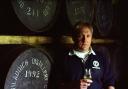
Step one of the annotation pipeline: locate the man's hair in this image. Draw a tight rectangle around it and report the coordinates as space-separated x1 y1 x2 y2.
72 21 93 40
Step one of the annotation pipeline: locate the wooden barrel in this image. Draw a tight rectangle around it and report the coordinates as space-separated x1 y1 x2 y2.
66 0 95 26
11 0 60 32
3 45 53 89
95 0 113 36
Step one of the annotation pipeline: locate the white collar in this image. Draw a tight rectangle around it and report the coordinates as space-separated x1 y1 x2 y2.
68 47 96 56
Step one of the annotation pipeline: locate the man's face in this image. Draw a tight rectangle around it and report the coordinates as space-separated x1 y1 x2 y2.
74 27 92 52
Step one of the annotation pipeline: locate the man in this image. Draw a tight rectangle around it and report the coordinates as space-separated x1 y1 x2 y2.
58 21 115 89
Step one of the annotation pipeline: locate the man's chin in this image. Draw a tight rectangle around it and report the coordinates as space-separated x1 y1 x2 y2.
79 48 89 52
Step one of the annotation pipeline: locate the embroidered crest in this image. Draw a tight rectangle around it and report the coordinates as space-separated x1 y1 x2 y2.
92 60 100 69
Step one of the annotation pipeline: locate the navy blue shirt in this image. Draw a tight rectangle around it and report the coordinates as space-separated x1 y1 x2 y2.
60 50 115 89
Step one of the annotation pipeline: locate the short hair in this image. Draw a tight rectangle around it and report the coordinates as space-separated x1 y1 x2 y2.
72 21 93 40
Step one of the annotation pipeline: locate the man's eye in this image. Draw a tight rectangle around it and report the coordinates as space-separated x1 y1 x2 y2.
87 34 90 37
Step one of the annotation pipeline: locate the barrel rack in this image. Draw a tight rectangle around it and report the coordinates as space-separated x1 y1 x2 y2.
0 35 118 45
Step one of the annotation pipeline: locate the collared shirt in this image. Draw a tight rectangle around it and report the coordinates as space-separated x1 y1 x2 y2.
68 47 96 63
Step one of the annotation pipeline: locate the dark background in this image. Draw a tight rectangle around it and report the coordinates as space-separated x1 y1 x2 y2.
0 0 127 89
